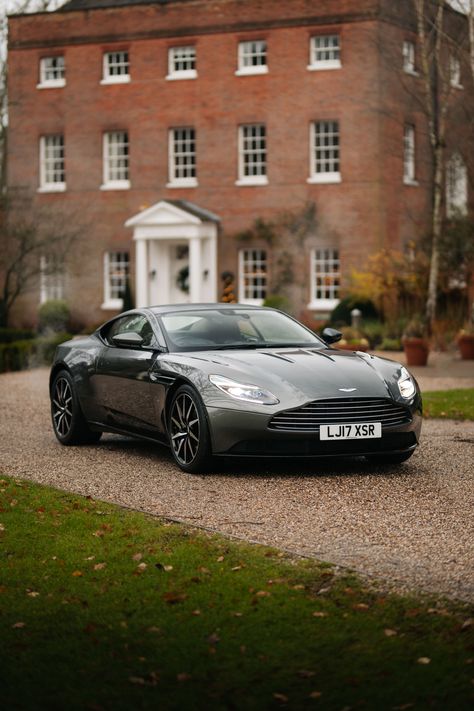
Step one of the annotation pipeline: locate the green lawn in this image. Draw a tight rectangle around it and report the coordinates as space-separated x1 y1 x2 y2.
0 476 473 710
423 388 474 420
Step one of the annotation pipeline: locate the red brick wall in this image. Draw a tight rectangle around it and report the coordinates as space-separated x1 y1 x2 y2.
7 0 443 327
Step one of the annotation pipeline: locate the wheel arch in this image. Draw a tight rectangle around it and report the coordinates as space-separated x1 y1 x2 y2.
49 362 71 394
163 376 213 446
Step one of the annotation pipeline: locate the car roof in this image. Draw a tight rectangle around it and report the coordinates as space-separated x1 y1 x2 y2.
148 303 267 314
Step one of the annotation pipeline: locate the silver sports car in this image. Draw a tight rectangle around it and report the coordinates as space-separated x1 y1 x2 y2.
50 304 422 472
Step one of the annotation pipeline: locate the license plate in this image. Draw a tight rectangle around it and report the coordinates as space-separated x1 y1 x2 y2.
320 422 382 440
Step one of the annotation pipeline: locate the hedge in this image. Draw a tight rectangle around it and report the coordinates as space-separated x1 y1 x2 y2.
0 333 72 373
0 328 36 344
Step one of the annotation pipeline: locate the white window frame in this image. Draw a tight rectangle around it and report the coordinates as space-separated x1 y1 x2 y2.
37 56 65 88
236 40 268 76
308 248 341 311
403 124 417 185
403 41 417 75
101 51 130 85
449 55 463 89
40 255 65 304
38 135 66 193
236 124 268 186
446 153 468 217
166 46 197 80
308 121 341 184
238 249 267 305
167 127 198 188
102 251 130 310
308 35 341 71
101 131 130 190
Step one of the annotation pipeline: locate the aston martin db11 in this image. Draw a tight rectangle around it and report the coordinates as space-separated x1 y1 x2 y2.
50 304 422 472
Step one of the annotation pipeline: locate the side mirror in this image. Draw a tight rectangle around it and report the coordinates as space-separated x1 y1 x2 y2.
112 332 144 348
321 327 343 345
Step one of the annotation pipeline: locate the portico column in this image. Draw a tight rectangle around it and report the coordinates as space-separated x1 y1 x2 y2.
189 236 202 303
135 238 148 307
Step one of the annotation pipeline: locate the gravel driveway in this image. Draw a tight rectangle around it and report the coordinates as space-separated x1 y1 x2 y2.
1 368 473 602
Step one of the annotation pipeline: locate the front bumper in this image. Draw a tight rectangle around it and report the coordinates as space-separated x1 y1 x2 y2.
207 406 422 458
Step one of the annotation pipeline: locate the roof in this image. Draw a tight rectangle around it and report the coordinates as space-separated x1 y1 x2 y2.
60 0 192 10
166 200 220 224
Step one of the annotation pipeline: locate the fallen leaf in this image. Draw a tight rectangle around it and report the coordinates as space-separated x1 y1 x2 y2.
207 632 220 645
177 672 191 682
312 611 328 618
231 612 243 617
136 563 147 572
231 565 243 572
217 555 224 562
93 530 104 538
0 524 5 532
297 669 315 678
384 629 397 637
72 570 83 577
147 626 160 633
129 676 145 685
273 692 288 703
12 622 26 628
163 592 187 604
309 691 322 699
26 591 40 598
132 553 143 562
191 609 201 616
93 563 106 571
417 657 431 665
293 584 305 590
461 618 473 630
85 556 95 561
255 590 271 598
353 603 369 611
163 565 173 572
198 567 211 574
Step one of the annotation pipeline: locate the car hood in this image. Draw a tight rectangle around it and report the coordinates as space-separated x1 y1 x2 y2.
159 347 408 412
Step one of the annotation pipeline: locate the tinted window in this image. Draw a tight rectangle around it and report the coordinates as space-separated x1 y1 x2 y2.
102 314 156 347
161 309 323 351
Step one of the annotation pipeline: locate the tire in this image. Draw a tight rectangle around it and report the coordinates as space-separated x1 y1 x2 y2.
51 370 102 446
168 384 211 474
366 450 415 466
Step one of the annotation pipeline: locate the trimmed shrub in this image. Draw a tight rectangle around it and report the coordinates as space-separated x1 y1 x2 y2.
0 332 72 373
38 300 70 333
262 294 291 313
379 337 402 351
0 328 36 344
329 297 379 327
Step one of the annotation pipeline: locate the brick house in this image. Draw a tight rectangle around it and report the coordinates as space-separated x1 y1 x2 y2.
6 0 471 328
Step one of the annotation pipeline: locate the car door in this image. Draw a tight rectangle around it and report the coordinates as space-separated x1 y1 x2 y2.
93 313 163 434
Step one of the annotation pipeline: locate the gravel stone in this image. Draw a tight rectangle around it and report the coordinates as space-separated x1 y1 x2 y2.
1 368 473 602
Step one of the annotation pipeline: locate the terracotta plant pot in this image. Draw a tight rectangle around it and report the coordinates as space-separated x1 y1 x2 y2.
403 337 429 366
457 334 474 360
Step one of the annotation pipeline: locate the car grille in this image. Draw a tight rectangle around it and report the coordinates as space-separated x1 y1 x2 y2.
268 397 411 432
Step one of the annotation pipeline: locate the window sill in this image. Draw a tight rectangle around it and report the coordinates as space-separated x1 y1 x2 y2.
166 179 198 188
37 184 66 193
307 173 341 184
450 82 463 90
235 177 269 187
403 178 419 187
37 79 66 89
166 70 197 81
100 181 131 191
100 76 131 85
307 299 340 311
101 299 123 311
307 61 341 71
235 66 269 76
239 298 265 306
403 68 419 77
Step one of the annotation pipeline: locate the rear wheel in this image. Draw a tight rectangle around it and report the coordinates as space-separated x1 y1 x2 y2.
51 370 102 446
168 385 211 473
366 450 415 466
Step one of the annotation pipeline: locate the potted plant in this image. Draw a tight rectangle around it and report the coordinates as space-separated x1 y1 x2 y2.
457 323 474 360
402 317 430 366
335 326 370 353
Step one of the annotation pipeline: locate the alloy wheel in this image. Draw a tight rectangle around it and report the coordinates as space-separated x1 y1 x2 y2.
52 377 73 438
170 392 200 465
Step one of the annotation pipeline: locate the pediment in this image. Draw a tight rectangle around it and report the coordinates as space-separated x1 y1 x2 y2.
125 199 219 228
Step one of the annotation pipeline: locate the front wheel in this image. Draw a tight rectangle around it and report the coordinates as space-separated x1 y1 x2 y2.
366 450 415 466
168 385 211 474
51 370 102 446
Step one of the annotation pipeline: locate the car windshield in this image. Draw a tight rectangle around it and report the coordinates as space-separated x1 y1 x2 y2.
161 308 325 352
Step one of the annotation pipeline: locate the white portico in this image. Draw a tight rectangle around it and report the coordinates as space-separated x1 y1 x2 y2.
125 199 219 307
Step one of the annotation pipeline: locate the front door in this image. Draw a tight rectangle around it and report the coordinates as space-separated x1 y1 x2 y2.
169 244 190 303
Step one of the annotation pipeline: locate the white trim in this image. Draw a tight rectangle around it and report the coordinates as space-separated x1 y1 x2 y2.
100 180 131 191
103 250 129 308
235 176 269 186
166 178 199 188
37 78 66 89
403 178 419 187
310 248 340 306
39 135 66 191
37 184 66 193
235 66 268 76
165 69 197 81
238 248 267 303
307 60 341 71
307 173 341 184
101 299 123 310
307 299 340 311
100 75 131 85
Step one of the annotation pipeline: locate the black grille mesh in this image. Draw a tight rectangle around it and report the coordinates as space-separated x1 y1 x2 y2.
269 397 411 432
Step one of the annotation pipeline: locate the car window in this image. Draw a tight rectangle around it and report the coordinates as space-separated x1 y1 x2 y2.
161 309 323 351
101 314 156 347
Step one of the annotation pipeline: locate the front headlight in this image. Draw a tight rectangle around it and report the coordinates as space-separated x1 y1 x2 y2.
209 374 279 405
398 367 416 399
